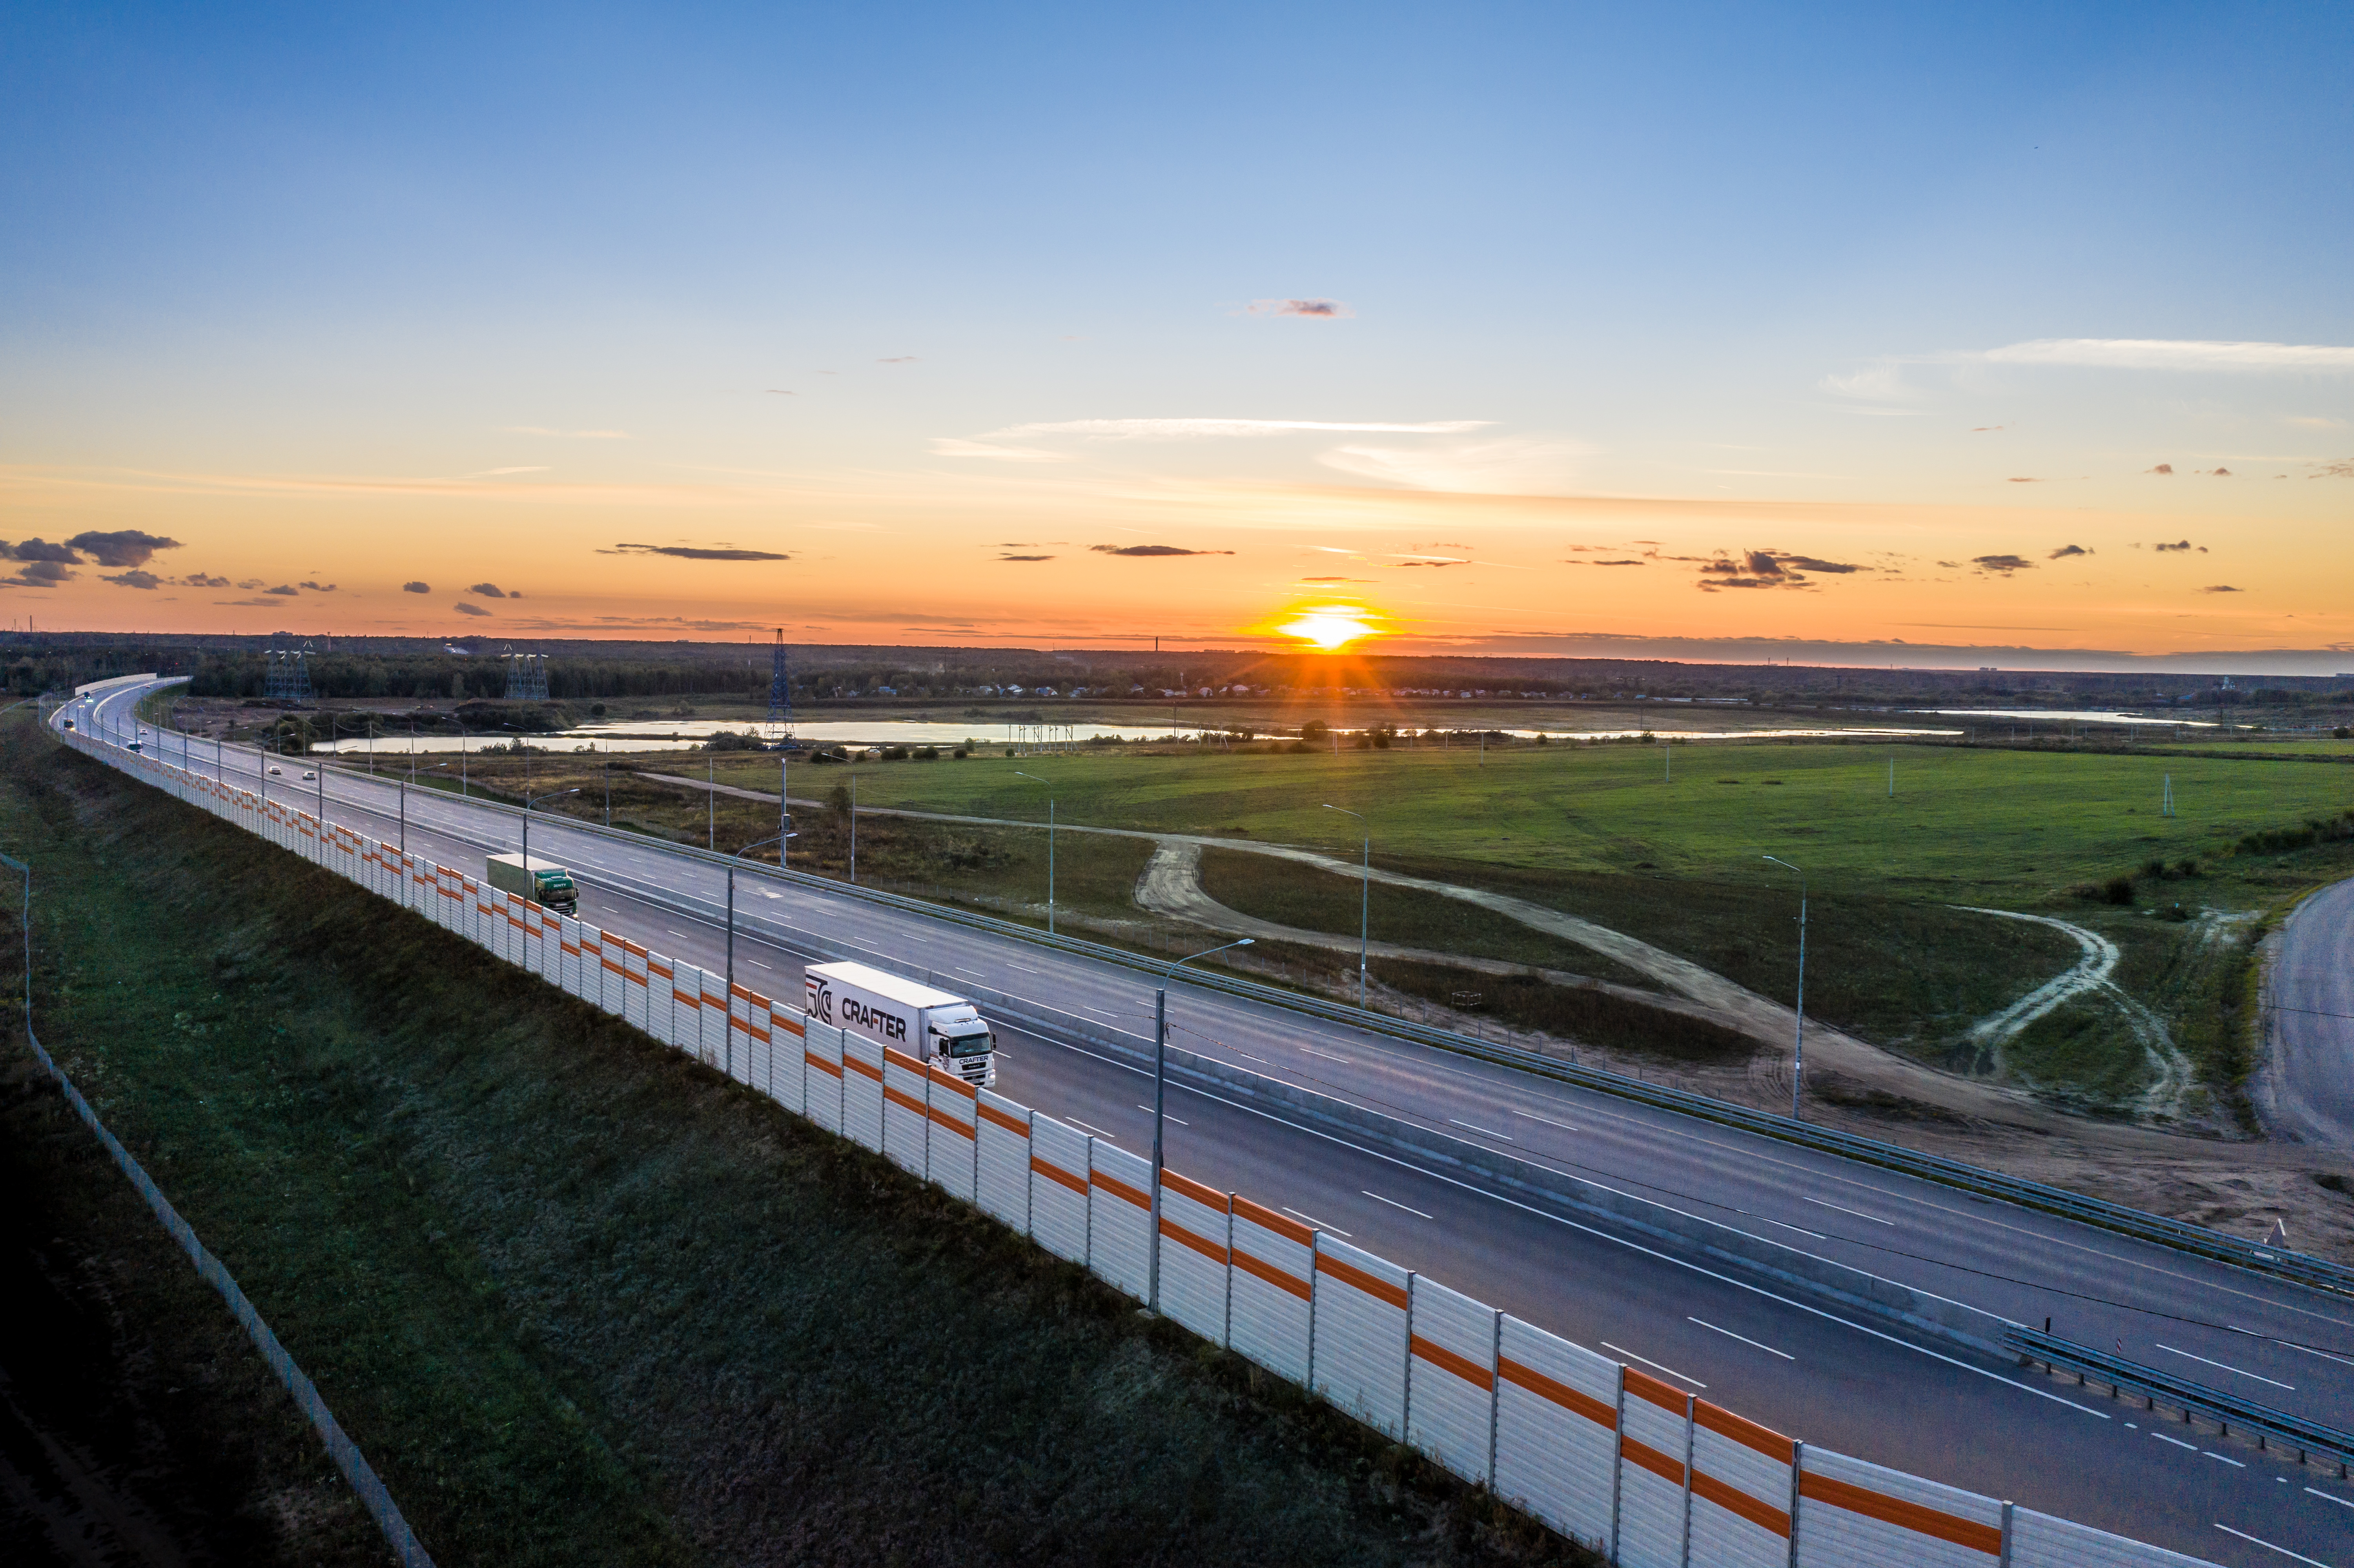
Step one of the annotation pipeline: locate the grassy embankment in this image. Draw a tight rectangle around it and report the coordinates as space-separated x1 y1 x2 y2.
0 719 1585 1568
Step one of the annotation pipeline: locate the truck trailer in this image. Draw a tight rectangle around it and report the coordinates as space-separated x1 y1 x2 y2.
804 960 997 1087
485 852 579 914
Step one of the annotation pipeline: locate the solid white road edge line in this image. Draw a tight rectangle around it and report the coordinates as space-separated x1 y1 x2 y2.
2213 1522 2331 1566
2158 1342 2296 1390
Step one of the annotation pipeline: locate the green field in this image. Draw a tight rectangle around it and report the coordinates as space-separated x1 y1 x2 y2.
714 741 2354 901
4 722 1584 1567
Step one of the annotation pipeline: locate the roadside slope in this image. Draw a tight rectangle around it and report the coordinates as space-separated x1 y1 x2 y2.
6 725 1584 1568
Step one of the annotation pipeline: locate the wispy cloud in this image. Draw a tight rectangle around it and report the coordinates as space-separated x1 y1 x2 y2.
1980 339 2354 372
2200 584 2244 594
1090 544 1233 557
929 438 1068 462
1244 299 1353 319
403 580 431 593
601 543 790 561
468 582 510 598
1318 437 1588 494
454 601 491 617
1972 554 2035 574
992 418 1488 440
998 554 1055 562
2049 544 2091 559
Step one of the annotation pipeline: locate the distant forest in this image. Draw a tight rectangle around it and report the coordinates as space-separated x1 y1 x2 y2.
1 633 2345 708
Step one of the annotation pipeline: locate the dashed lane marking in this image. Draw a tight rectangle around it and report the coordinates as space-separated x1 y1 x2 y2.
1601 1342 1705 1388
1364 1190 1434 1220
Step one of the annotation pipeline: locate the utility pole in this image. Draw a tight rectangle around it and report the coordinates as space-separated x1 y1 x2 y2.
1763 855 1807 1117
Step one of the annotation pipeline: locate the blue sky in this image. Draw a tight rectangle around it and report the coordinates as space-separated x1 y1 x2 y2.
3 2 2349 663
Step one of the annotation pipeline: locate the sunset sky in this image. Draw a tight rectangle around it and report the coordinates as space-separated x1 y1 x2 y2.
4 2 2350 669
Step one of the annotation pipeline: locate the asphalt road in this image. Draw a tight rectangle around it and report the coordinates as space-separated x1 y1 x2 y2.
2268 878 2354 1152
72 686 2354 1566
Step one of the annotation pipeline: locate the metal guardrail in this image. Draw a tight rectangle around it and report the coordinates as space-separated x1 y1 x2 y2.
2006 1327 2354 1477
73 690 2354 1301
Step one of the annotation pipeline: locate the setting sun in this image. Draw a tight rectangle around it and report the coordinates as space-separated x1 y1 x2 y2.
1277 605 1378 651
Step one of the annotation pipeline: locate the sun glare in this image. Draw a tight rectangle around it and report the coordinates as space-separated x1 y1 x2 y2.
1279 606 1377 651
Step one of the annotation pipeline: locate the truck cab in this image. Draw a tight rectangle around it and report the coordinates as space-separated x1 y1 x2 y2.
804 960 998 1087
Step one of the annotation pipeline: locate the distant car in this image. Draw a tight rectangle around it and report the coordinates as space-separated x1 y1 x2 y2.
301 771 316 780
268 767 282 775
61 719 73 730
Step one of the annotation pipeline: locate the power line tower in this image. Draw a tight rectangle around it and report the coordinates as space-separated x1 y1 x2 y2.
502 648 549 701
765 629 794 740
263 646 312 703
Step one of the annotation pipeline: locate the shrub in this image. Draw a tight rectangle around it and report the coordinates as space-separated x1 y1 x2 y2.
2175 857 2201 877
2103 876 2136 905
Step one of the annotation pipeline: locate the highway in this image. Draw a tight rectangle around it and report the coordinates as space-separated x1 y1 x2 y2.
73 683 2354 1565
2267 878 2354 1151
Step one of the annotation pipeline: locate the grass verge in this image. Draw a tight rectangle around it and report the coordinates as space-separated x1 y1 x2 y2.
1 721 1589 1567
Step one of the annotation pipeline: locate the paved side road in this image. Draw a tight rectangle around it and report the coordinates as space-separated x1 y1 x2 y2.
2262 877 2354 1151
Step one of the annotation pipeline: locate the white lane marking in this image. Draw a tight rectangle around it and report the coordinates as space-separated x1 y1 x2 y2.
1755 1217 1829 1241
747 959 773 970
1364 1190 1434 1219
1449 1118 1515 1140
2214 1522 2330 1565
2204 1451 2248 1468
1803 1195 1895 1226
1082 1006 1120 1019
1688 1317 1794 1360
1233 1051 1272 1064
2157 1344 2296 1390
1157 1082 2115 1420
2152 1431 2199 1451
1283 1206 1350 1237
1300 1045 1352 1063
1507 1106 1581 1133
2307 1487 2354 1510
1138 1107 1189 1126
992 1047 1013 1059
954 967 986 977
1600 1342 1706 1388
1008 963 1044 974
1067 1118 1118 1139
2265 1336 2354 1371
666 929 692 940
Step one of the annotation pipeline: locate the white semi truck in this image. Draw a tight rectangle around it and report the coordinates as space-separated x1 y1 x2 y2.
804 960 998 1087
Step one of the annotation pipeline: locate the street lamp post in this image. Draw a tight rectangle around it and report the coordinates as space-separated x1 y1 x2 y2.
725 830 795 1078
1148 936 1254 1314
1763 854 1807 1118
1014 771 1055 933
520 787 582 922
1323 804 1370 1007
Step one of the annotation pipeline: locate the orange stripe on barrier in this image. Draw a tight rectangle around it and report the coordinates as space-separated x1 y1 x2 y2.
1231 1246 1312 1302
1497 1357 1616 1429
1090 1168 1150 1209
1696 1401 1794 1464
1159 1217 1229 1265
926 1104 974 1137
1621 1436 1685 1487
731 982 752 1001
1410 1334 1494 1391
977 1102 1028 1136
603 958 629 976
1796 1473 2001 1555
1231 1195 1314 1244
1031 1156 1088 1195
746 992 771 1011
883 1085 927 1117
775 1015 805 1038
844 1054 882 1081
1622 1367 1688 1414
883 1046 923 1073
1159 1168 1226 1210
1317 1251 1409 1310
674 990 700 1008
805 1052 843 1078
926 1066 978 1100
1692 1471 1790 1538
561 941 581 956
